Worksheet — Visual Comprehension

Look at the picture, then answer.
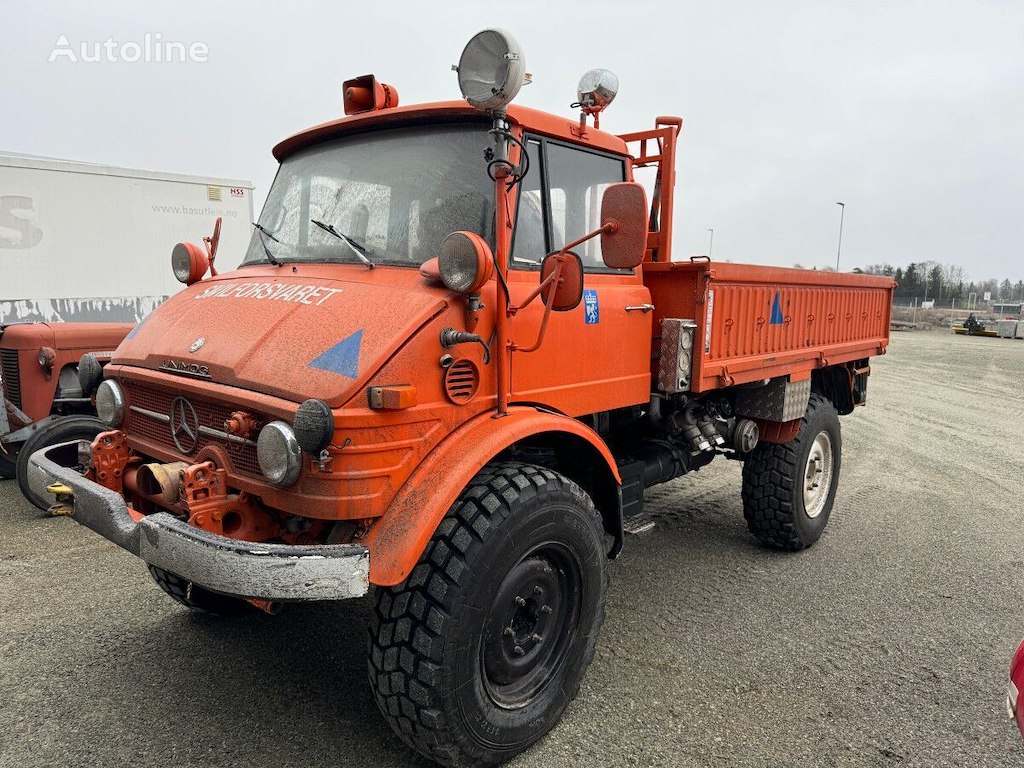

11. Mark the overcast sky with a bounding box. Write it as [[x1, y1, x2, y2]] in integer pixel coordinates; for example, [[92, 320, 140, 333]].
[[3, 1, 1022, 281]]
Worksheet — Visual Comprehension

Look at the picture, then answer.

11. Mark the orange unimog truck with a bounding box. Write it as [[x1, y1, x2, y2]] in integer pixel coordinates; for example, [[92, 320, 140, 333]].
[[29, 30, 895, 767]]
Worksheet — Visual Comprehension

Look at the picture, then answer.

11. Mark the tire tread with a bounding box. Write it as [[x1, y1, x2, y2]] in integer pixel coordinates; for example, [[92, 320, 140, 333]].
[[367, 461, 606, 767], [741, 394, 839, 551]]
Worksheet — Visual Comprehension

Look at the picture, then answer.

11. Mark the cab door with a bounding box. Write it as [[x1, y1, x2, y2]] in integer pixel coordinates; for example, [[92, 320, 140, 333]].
[[508, 137, 652, 417]]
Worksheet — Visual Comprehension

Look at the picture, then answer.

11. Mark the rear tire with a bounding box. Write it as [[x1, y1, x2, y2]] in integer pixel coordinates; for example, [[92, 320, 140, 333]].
[[147, 565, 256, 615], [367, 462, 608, 767], [16, 415, 104, 511], [741, 394, 842, 550]]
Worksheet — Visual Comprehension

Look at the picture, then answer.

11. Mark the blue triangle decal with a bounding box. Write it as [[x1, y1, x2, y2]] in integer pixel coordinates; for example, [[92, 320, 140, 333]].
[[309, 329, 363, 379], [770, 291, 784, 325]]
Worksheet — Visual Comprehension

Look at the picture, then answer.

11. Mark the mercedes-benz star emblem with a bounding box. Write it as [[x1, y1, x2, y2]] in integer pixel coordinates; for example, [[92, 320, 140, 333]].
[[169, 396, 200, 453], [189, 337, 206, 353]]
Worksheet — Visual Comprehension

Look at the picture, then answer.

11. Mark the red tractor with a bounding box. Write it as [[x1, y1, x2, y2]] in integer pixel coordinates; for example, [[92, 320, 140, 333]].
[[1, 321, 131, 507]]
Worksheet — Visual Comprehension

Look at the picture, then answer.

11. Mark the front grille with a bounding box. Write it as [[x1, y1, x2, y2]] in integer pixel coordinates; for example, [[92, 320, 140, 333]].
[[0, 349, 21, 409], [122, 380, 263, 478]]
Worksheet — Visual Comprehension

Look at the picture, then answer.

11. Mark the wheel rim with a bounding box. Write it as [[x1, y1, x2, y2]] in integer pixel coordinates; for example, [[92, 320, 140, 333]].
[[481, 543, 582, 710], [803, 430, 834, 519]]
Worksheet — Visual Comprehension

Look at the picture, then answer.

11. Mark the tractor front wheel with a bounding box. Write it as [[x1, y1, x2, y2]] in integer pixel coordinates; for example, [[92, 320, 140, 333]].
[[0, 450, 15, 480], [368, 462, 608, 767], [16, 415, 104, 511]]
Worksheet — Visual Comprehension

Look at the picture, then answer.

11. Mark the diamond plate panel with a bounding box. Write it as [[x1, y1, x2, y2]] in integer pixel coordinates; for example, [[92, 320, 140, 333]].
[[658, 318, 697, 393], [733, 377, 811, 422]]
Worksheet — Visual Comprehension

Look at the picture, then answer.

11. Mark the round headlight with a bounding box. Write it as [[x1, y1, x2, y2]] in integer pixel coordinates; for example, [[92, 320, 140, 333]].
[[456, 29, 526, 112], [37, 346, 56, 369], [257, 421, 302, 487], [95, 380, 125, 427], [294, 399, 334, 455], [78, 353, 104, 396], [171, 241, 207, 285], [437, 231, 494, 294]]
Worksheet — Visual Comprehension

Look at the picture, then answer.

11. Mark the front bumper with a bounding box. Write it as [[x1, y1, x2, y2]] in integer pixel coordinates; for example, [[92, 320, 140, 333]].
[[28, 441, 370, 601]]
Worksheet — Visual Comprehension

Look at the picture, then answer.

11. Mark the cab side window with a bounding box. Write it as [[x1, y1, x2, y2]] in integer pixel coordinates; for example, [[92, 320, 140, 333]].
[[511, 137, 627, 271], [511, 140, 546, 266], [545, 143, 626, 270]]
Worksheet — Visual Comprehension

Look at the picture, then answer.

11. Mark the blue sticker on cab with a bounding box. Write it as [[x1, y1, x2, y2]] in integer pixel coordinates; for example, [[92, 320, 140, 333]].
[[583, 289, 599, 324]]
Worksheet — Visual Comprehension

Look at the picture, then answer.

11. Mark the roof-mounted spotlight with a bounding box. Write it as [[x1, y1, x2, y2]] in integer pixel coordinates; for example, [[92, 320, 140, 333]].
[[575, 68, 619, 129], [453, 29, 526, 113]]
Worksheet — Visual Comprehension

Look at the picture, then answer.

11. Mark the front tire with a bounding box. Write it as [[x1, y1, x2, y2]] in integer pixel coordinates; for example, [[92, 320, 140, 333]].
[[147, 565, 256, 615], [16, 415, 104, 511], [368, 462, 608, 767], [741, 393, 842, 550]]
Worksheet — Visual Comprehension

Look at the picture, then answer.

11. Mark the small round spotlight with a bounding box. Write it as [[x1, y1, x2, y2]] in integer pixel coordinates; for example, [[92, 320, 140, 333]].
[[456, 29, 525, 112], [577, 68, 619, 111]]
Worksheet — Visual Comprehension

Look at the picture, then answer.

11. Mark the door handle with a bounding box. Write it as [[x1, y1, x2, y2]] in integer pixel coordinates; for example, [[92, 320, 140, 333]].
[[625, 304, 655, 313]]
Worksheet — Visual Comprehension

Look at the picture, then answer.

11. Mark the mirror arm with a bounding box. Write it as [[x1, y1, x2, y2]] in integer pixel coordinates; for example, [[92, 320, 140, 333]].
[[510, 256, 564, 353], [509, 265, 560, 315], [560, 222, 613, 255], [511, 301, 555, 354], [203, 216, 222, 277], [510, 222, 612, 315]]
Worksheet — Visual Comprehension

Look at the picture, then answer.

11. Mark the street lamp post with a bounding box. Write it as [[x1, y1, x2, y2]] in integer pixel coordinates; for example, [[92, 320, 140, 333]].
[[708, 228, 714, 258], [835, 201, 845, 271]]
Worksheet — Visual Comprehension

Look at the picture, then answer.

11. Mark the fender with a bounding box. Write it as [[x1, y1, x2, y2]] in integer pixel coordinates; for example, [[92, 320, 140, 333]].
[[364, 405, 622, 586]]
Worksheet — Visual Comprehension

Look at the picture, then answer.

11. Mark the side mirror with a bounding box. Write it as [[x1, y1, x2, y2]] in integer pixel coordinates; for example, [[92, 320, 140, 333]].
[[540, 251, 584, 311], [600, 182, 648, 270]]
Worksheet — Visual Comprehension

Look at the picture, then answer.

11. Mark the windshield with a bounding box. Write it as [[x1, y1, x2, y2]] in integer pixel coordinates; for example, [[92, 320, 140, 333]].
[[243, 124, 494, 267]]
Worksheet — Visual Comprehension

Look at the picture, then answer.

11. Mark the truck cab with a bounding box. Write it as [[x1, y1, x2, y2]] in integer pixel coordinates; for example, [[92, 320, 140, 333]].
[[28, 29, 894, 768]]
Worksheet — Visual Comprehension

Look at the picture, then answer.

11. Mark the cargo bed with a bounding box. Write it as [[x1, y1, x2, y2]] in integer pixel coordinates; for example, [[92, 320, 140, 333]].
[[643, 260, 896, 392]]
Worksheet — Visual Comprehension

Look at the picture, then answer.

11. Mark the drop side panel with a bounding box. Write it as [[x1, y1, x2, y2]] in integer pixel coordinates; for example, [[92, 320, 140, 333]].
[[643, 262, 895, 392]]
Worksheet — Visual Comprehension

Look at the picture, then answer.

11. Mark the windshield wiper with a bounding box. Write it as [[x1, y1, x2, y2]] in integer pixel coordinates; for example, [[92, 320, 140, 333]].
[[310, 218, 374, 269], [251, 221, 282, 266]]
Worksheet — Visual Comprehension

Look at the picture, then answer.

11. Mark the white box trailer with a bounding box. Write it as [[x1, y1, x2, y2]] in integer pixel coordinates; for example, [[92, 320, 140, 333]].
[[0, 152, 253, 324]]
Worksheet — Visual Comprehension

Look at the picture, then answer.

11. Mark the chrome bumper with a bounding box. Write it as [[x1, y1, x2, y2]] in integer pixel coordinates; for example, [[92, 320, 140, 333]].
[[28, 441, 370, 601]]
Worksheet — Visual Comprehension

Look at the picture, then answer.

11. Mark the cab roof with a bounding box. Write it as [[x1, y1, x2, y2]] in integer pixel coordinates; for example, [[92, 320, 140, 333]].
[[272, 100, 630, 162]]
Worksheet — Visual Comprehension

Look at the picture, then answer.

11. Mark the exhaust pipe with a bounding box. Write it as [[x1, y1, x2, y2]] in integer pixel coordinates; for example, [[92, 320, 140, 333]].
[[135, 462, 188, 506]]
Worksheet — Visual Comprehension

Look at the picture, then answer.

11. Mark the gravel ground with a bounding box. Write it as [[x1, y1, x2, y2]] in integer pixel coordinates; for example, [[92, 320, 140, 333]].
[[1, 330, 1022, 768]]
